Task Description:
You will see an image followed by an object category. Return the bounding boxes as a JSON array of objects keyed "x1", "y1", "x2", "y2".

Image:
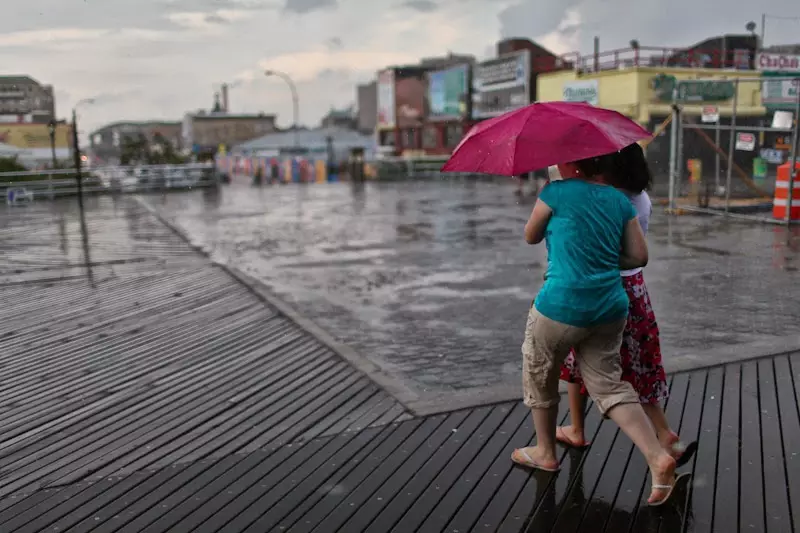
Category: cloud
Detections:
[
  {"x1": 283, "y1": 0, "x2": 337, "y2": 15},
  {"x1": 400, "y1": 0, "x2": 439, "y2": 12},
  {"x1": 256, "y1": 50, "x2": 420, "y2": 82},
  {"x1": 166, "y1": 10, "x2": 250, "y2": 31},
  {"x1": 6, "y1": 0, "x2": 799, "y2": 140},
  {"x1": 326, "y1": 36, "x2": 343, "y2": 50}
]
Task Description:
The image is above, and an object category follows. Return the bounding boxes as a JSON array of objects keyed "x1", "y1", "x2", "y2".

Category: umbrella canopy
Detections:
[{"x1": 441, "y1": 101, "x2": 652, "y2": 176}]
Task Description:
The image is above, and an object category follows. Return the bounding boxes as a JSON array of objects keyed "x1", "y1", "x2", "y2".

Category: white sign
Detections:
[
  {"x1": 760, "y1": 148, "x2": 785, "y2": 164},
  {"x1": 762, "y1": 78, "x2": 800, "y2": 106},
  {"x1": 472, "y1": 50, "x2": 531, "y2": 118},
  {"x1": 701, "y1": 105, "x2": 719, "y2": 123},
  {"x1": 562, "y1": 80, "x2": 599, "y2": 105},
  {"x1": 772, "y1": 110, "x2": 794, "y2": 130},
  {"x1": 757, "y1": 53, "x2": 800, "y2": 73},
  {"x1": 735, "y1": 132, "x2": 756, "y2": 151},
  {"x1": 376, "y1": 69, "x2": 396, "y2": 128}
]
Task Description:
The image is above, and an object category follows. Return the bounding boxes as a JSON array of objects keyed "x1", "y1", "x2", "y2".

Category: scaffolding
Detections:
[{"x1": 666, "y1": 75, "x2": 800, "y2": 225}]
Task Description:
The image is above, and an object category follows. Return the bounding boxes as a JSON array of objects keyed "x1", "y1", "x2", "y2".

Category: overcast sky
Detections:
[{"x1": 2, "y1": 0, "x2": 797, "y2": 135}]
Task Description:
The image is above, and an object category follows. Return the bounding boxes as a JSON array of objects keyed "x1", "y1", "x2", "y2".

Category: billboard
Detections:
[
  {"x1": 472, "y1": 50, "x2": 530, "y2": 119},
  {"x1": 0, "y1": 123, "x2": 72, "y2": 149},
  {"x1": 395, "y1": 77, "x2": 425, "y2": 128},
  {"x1": 427, "y1": 64, "x2": 470, "y2": 120},
  {"x1": 376, "y1": 69, "x2": 396, "y2": 129}
]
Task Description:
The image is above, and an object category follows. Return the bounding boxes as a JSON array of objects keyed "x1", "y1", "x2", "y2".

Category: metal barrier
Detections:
[
  {"x1": 666, "y1": 75, "x2": 800, "y2": 225},
  {"x1": 1, "y1": 163, "x2": 219, "y2": 201}
]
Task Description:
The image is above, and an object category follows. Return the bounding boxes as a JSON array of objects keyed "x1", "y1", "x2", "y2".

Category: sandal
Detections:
[
  {"x1": 648, "y1": 472, "x2": 691, "y2": 507},
  {"x1": 511, "y1": 448, "x2": 561, "y2": 472},
  {"x1": 673, "y1": 440, "x2": 698, "y2": 468},
  {"x1": 556, "y1": 426, "x2": 591, "y2": 449}
]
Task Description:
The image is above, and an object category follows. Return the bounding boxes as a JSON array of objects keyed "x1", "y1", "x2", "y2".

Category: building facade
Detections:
[
  {"x1": 89, "y1": 121, "x2": 183, "y2": 165},
  {"x1": 356, "y1": 82, "x2": 377, "y2": 134},
  {"x1": 0, "y1": 75, "x2": 56, "y2": 124},
  {"x1": 536, "y1": 37, "x2": 771, "y2": 191},
  {"x1": 183, "y1": 112, "x2": 277, "y2": 155}
]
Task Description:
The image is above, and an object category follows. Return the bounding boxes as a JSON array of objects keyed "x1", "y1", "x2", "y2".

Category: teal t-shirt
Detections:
[{"x1": 533, "y1": 179, "x2": 637, "y2": 328}]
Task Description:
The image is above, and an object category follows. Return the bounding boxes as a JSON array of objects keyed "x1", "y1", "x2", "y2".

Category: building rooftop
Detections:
[
  {"x1": 234, "y1": 125, "x2": 373, "y2": 153},
  {"x1": 188, "y1": 111, "x2": 277, "y2": 121}
]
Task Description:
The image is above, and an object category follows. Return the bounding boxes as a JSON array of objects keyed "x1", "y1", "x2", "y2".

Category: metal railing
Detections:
[{"x1": 2, "y1": 163, "x2": 219, "y2": 201}]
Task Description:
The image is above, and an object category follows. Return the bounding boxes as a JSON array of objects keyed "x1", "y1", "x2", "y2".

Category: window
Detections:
[
  {"x1": 422, "y1": 126, "x2": 438, "y2": 149},
  {"x1": 401, "y1": 128, "x2": 417, "y2": 150},
  {"x1": 444, "y1": 124, "x2": 463, "y2": 148},
  {"x1": 379, "y1": 130, "x2": 395, "y2": 147}
]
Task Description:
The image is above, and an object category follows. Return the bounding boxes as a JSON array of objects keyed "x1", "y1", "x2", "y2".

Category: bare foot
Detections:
[
  {"x1": 647, "y1": 453, "x2": 677, "y2": 505},
  {"x1": 512, "y1": 446, "x2": 559, "y2": 471},
  {"x1": 556, "y1": 425, "x2": 589, "y2": 447}
]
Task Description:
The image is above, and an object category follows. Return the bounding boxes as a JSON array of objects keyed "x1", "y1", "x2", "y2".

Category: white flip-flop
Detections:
[{"x1": 511, "y1": 448, "x2": 561, "y2": 472}]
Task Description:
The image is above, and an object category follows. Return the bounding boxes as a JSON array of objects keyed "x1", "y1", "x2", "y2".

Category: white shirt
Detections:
[{"x1": 620, "y1": 191, "x2": 652, "y2": 277}]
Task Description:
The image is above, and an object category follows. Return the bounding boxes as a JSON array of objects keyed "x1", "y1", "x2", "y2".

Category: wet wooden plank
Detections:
[
  {"x1": 414, "y1": 403, "x2": 527, "y2": 532},
  {"x1": 713, "y1": 363, "x2": 741, "y2": 533},
  {"x1": 386, "y1": 404, "x2": 512, "y2": 533},
  {"x1": 608, "y1": 373, "x2": 690, "y2": 533},
  {"x1": 683, "y1": 366, "x2": 723, "y2": 533},
  {"x1": 739, "y1": 361, "x2": 765, "y2": 533},
  {"x1": 239, "y1": 423, "x2": 404, "y2": 532},
  {"x1": 775, "y1": 355, "x2": 800, "y2": 533},
  {"x1": 362, "y1": 408, "x2": 492, "y2": 533},
  {"x1": 265, "y1": 416, "x2": 429, "y2": 533},
  {"x1": 758, "y1": 358, "x2": 793, "y2": 533}
]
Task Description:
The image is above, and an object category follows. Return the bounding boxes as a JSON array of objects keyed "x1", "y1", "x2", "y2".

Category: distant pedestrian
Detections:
[{"x1": 555, "y1": 143, "x2": 697, "y2": 466}]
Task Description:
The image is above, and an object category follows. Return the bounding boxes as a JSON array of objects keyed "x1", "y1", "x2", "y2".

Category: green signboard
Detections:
[
  {"x1": 761, "y1": 70, "x2": 800, "y2": 110},
  {"x1": 753, "y1": 157, "x2": 767, "y2": 181},
  {"x1": 428, "y1": 64, "x2": 470, "y2": 119},
  {"x1": 651, "y1": 74, "x2": 736, "y2": 103}
]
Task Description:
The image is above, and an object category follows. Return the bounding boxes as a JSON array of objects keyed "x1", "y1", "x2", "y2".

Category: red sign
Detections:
[{"x1": 757, "y1": 53, "x2": 800, "y2": 72}]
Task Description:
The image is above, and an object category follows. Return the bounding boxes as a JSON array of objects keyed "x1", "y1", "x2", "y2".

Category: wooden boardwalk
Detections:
[{"x1": 1, "y1": 197, "x2": 798, "y2": 533}]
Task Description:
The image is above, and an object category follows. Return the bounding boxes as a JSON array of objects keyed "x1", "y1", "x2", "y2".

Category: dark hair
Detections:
[
  {"x1": 609, "y1": 143, "x2": 652, "y2": 193},
  {"x1": 574, "y1": 152, "x2": 617, "y2": 178}
]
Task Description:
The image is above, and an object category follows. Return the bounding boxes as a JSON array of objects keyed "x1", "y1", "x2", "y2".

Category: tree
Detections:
[{"x1": 120, "y1": 133, "x2": 187, "y2": 166}]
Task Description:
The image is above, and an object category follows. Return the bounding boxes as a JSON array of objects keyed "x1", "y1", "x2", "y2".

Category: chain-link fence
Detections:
[{"x1": 659, "y1": 75, "x2": 799, "y2": 224}]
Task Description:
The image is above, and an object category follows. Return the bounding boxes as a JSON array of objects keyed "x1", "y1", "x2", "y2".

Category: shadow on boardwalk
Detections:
[{"x1": 0, "y1": 196, "x2": 798, "y2": 532}]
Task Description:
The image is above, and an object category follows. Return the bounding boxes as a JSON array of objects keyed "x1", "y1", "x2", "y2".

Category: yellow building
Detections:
[
  {"x1": 537, "y1": 67, "x2": 765, "y2": 124},
  {"x1": 0, "y1": 122, "x2": 72, "y2": 149}
]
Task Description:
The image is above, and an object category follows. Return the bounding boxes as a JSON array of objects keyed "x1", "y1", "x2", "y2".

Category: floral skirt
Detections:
[{"x1": 559, "y1": 271, "x2": 668, "y2": 405}]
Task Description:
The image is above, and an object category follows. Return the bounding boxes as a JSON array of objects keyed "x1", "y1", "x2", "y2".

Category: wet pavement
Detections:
[{"x1": 143, "y1": 180, "x2": 800, "y2": 403}]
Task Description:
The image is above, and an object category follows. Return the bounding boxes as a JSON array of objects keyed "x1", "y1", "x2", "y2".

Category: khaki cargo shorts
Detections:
[{"x1": 521, "y1": 305, "x2": 639, "y2": 415}]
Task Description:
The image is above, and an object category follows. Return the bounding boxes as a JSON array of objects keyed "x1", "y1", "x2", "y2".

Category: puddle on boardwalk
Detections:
[{"x1": 150, "y1": 181, "x2": 800, "y2": 396}]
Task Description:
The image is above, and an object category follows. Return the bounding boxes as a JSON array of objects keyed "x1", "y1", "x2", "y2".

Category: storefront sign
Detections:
[
  {"x1": 0, "y1": 123, "x2": 72, "y2": 149},
  {"x1": 377, "y1": 69, "x2": 396, "y2": 129},
  {"x1": 562, "y1": 80, "x2": 599, "y2": 105},
  {"x1": 757, "y1": 53, "x2": 800, "y2": 73},
  {"x1": 472, "y1": 50, "x2": 530, "y2": 119},
  {"x1": 761, "y1": 75, "x2": 800, "y2": 109},
  {"x1": 735, "y1": 132, "x2": 756, "y2": 151},
  {"x1": 427, "y1": 64, "x2": 470, "y2": 120},
  {"x1": 651, "y1": 74, "x2": 735, "y2": 102}
]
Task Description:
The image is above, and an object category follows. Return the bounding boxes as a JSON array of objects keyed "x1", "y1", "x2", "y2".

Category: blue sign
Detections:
[{"x1": 428, "y1": 64, "x2": 469, "y2": 119}]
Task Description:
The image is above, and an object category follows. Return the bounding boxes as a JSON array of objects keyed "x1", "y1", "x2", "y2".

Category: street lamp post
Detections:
[
  {"x1": 47, "y1": 119, "x2": 57, "y2": 199},
  {"x1": 264, "y1": 70, "x2": 299, "y2": 146},
  {"x1": 47, "y1": 119, "x2": 57, "y2": 169},
  {"x1": 72, "y1": 98, "x2": 95, "y2": 214}
]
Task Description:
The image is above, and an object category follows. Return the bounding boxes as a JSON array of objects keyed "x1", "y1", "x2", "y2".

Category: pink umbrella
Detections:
[{"x1": 441, "y1": 101, "x2": 652, "y2": 176}]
